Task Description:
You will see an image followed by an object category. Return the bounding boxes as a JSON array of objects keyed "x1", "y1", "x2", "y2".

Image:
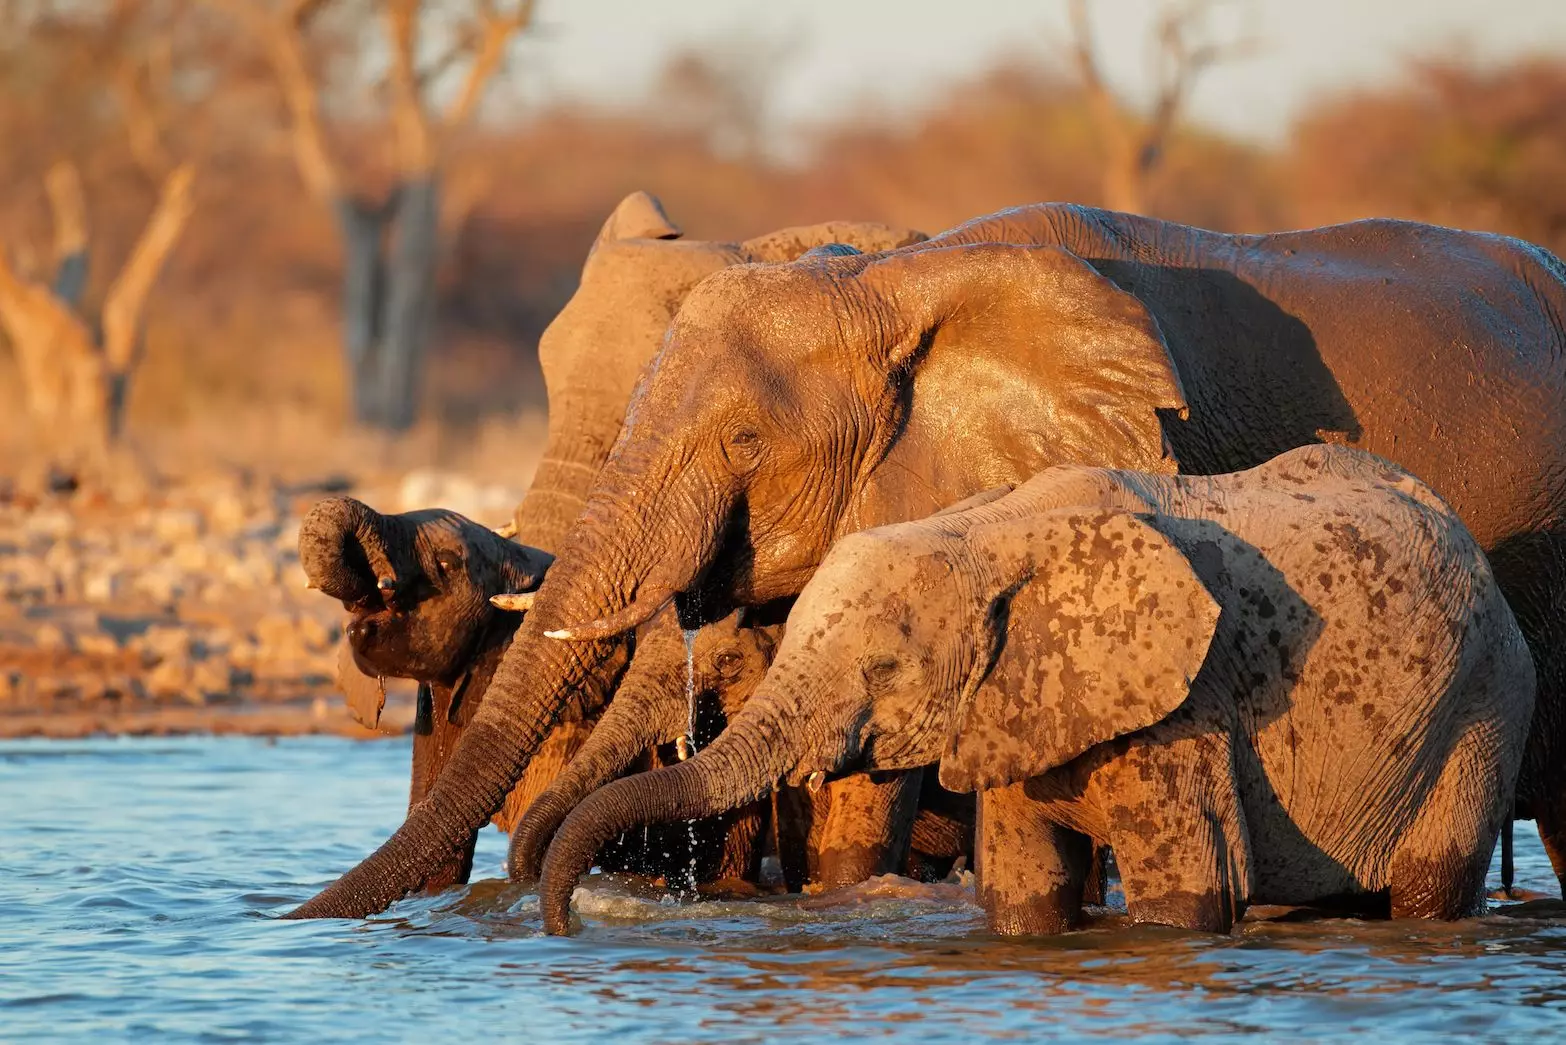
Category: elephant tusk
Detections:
[
  {"x1": 806, "y1": 771, "x2": 826, "y2": 794},
  {"x1": 676, "y1": 735, "x2": 694, "y2": 761},
  {"x1": 493, "y1": 521, "x2": 518, "y2": 539},
  {"x1": 489, "y1": 592, "x2": 536, "y2": 612},
  {"x1": 543, "y1": 628, "x2": 575, "y2": 640}
]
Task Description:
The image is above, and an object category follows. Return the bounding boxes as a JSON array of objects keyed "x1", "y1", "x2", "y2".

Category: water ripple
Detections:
[{"x1": 1, "y1": 737, "x2": 1562, "y2": 1043}]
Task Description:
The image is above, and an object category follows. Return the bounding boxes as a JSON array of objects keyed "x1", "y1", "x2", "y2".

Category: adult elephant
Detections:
[
  {"x1": 295, "y1": 191, "x2": 928, "y2": 906},
  {"x1": 291, "y1": 202, "x2": 1566, "y2": 919}
]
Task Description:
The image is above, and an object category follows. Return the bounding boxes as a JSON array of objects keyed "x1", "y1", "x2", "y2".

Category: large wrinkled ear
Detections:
[
  {"x1": 938, "y1": 508, "x2": 1219, "y2": 792},
  {"x1": 863, "y1": 243, "x2": 1188, "y2": 474},
  {"x1": 336, "y1": 636, "x2": 386, "y2": 730},
  {"x1": 741, "y1": 220, "x2": 927, "y2": 262},
  {"x1": 593, "y1": 191, "x2": 682, "y2": 249}
]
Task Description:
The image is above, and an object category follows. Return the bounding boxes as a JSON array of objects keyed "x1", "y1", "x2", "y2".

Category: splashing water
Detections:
[{"x1": 682, "y1": 627, "x2": 701, "y2": 895}]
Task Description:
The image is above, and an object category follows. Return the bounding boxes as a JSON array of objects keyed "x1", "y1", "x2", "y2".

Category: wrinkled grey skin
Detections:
[
  {"x1": 539, "y1": 446, "x2": 1535, "y2": 936},
  {"x1": 291, "y1": 195, "x2": 928, "y2": 916},
  {"x1": 299, "y1": 200, "x2": 1566, "y2": 922}
]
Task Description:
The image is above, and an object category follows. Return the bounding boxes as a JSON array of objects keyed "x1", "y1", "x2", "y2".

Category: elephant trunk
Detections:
[
  {"x1": 285, "y1": 551, "x2": 629, "y2": 918},
  {"x1": 508, "y1": 690, "x2": 673, "y2": 882},
  {"x1": 286, "y1": 459, "x2": 728, "y2": 919},
  {"x1": 538, "y1": 700, "x2": 792, "y2": 935},
  {"x1": 298, "y1": 496, "x2": 413, "y2": 604}
]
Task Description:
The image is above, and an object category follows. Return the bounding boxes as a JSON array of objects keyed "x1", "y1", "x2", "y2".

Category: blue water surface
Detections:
[{"x1": 1, "y1": 737, "x2": 1563, "y2": 1043}]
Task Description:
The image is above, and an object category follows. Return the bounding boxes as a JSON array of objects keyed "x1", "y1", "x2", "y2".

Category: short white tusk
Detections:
[
  {"x1": 489, "y1": 592, "x2": 536, "y2": 612},
  {"x1": 676, "y1": 735, "x2": 693, "y2": 762},
  {"x1": 304, "y1": 579, "x2": 317, "y2": 590},
  {"x1": 806, "y1": 771, "x2": 826, "y2": 794},
  {"x1": 543, "y1": 628, "x2": 574, "y2": 640},
  {"x1": 493, "y1": 521, "x2": 518, "y2": 539}
]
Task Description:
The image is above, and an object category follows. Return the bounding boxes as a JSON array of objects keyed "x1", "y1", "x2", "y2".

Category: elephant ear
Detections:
[
  {"x1": 937, "y1": 508, "x2": 1219, "y2": 793},
  {"x1": 863, "y1": 243, "x2": 1188, "y2": 475},
  {"x1": 336, "y1": 636, "x2": 386, "y2": 730},
  {"x1": 741, "y1": 221, "x2": 927, "y2": 263},
  {"x1": 592, "y1": 191, "x2": 682, "y2": 250}
]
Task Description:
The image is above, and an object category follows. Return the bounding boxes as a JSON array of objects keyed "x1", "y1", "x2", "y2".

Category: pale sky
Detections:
[{"x1": 511, "y1": 0, "x2": 1566, "y2": 146}]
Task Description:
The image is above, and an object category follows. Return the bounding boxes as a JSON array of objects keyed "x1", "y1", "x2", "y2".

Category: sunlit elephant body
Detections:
[
  {"x1": 292, "y1": 202, "x2": 1566, "y2": 920},
  {"x1": 540, "y1": 446, "x2": 1534, "y2": 935},
  {"x1": 296, "y1": 194, "x2": 927, "y2": 908}
]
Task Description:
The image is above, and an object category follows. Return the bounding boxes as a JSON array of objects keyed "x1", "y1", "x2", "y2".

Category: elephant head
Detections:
[
  {"x1": 286, "y1": 196, "x2": 928, "y2": 918},
  {"x1": 537, "y1": 476, "x2": 1219, "y2": 933},
  {"x1": 298, "y1": 495, "x2": 553, "y2": 891},
  {"x1": 519, "y1": 190, "x2": 929, "y2": 552},
  {"x1": 298, "y1": 496, "x2": 552, "y2": 719},
  {"x1": 507, "y1": 606, "x2": 781, "y2": 883}
]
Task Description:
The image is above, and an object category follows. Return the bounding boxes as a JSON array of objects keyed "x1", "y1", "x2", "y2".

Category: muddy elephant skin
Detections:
[
  {"x1": 539, "y1": 446, "x2": 1534, "y2": 935},
  {"x1": 293, "y1": 200, "x2": 1566, "y2": 920}
]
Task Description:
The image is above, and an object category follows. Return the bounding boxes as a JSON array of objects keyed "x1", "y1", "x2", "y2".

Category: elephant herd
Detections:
[{"x1": 290, "y1": 192, "x2": 1566, "y2": 936}]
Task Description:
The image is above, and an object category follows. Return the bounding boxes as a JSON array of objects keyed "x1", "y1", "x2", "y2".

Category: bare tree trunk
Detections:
[
  {"x1": 375, "y1": 175, "x2": 438, "y2": 433},
  {"x1": 332, "y1": 195, "x2": 392, "y2": 426}
]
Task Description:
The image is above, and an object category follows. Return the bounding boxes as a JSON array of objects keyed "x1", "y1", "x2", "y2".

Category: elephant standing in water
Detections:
[
  {"x1": 292, "y1": 201, "x2": 1566, "y2": 920},
  {"x1": 298, "y1": 193, "x2": 933, "y2": 897},
  {"x1": 540, "y1": 447, "x2": 1534, "y2": 935}
]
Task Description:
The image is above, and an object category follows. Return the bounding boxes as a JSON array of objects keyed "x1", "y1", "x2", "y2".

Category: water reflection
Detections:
[{"x1": 2, "y1": 737, "x2": 1564, "y2": 1044}]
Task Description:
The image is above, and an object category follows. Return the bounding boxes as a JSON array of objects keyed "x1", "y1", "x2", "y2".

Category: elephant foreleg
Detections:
[
  {"x1": 975, "y1": 782, "x2": 1091, "y2": 935},
  {"x1": 811, "y1": 770, "x2": 922, "y2": 890},
  {"x1": 408, "y1": 683, "x2": 477, "y2": 892}
]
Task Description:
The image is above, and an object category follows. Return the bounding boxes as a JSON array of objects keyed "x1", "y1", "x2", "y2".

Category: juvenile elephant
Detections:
[
  {"x1": 294, "y1": 202, "x2": 1566, "y2": 920},
  {"x1": 507, "y1": 606, "x2": 975, "y2": 891},
  {"x1": 539, "y1": 446, "x2": 1535, "y2": 935},
  {"x1": 298, "y1": 496, "x2": 565, "y2": 890}
]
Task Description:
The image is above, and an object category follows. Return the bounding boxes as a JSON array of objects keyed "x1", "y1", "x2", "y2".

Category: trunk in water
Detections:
[
  {"x1": 537, "y1": 704, "x2": 790, "y2": 935},
  {"x1": 287, "y1": 453, "x2": 730, "y2": 919}
]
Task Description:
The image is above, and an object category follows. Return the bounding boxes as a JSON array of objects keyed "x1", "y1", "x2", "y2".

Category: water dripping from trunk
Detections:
[{"x1": 681, "y1": 626, "x2": 700, "y2": 897}]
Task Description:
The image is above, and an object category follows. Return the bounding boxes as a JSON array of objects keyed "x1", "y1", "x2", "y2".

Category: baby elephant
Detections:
[
  {"x1": 298, "y1": 496, "x2": 573, "y2": 890},
  {"x1": 538, "y1": 445, "x2": 1533, "y2": 935}
]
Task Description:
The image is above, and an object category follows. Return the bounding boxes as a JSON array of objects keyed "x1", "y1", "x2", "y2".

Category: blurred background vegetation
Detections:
[{"x1": 2, "y1": 0, "x2": 1564, "y2": 484}]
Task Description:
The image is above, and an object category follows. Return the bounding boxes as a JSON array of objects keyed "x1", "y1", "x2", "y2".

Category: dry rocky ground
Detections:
[{"x1": 0, "y1": 466, "x2": 524, "y2": 739}]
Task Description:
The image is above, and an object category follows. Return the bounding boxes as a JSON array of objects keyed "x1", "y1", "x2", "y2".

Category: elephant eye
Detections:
[
  {"x1": 434, "y1": 552, "x2": 463, "y2": 579},
  {"x1": 721, "y1": 427, "x2": 764, "y2": 472},
  {"x1": 861, "y1": 654, "x2": 900, "y2": 688},
  {"x1": 713, "y1": 649, "x2": 745, "y2": 680}
]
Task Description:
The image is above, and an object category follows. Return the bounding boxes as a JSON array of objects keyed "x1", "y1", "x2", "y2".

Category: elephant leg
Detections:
[
  {"x1": 1081, "y1": 846, "x2": 1112, "y2": 907},
  {"x1": 701, "y1": 801, "x2": 768, "y2": 894},
  {"x1": 772, "y1": 786, "x2": 816, "y2": 892},
  {"x1": 408, "y1": 683, "x2": 477, "y2": 892},
  {"x1": 811, "y1": 770, "x2": 922, "y2": 890},
  {"x1": 1104, "y1": 737, "x2": 1249, "y2": 934},
  {"x1": 1391, "y1": 708, "x2": 1524, "y2": 919},
  {"x1": 1487, "y1": 530, "x2": 1566, "y2": 892},
  {"x1": 493, "y1": 718, "x2": 595, "y2": 834},
  {"x1": 975, "y1": 782, "x2": 1090, "y2": 935}
]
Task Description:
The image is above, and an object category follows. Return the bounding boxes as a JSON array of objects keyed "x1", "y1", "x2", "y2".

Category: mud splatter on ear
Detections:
[{"x1": 939, "y1": 508, "x2": 1219, "y2": 792}]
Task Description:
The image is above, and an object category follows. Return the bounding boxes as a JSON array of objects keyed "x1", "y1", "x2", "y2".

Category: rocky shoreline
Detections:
[{"x1": 0, "y1": 468, "x2": 522, "y2": 740}]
